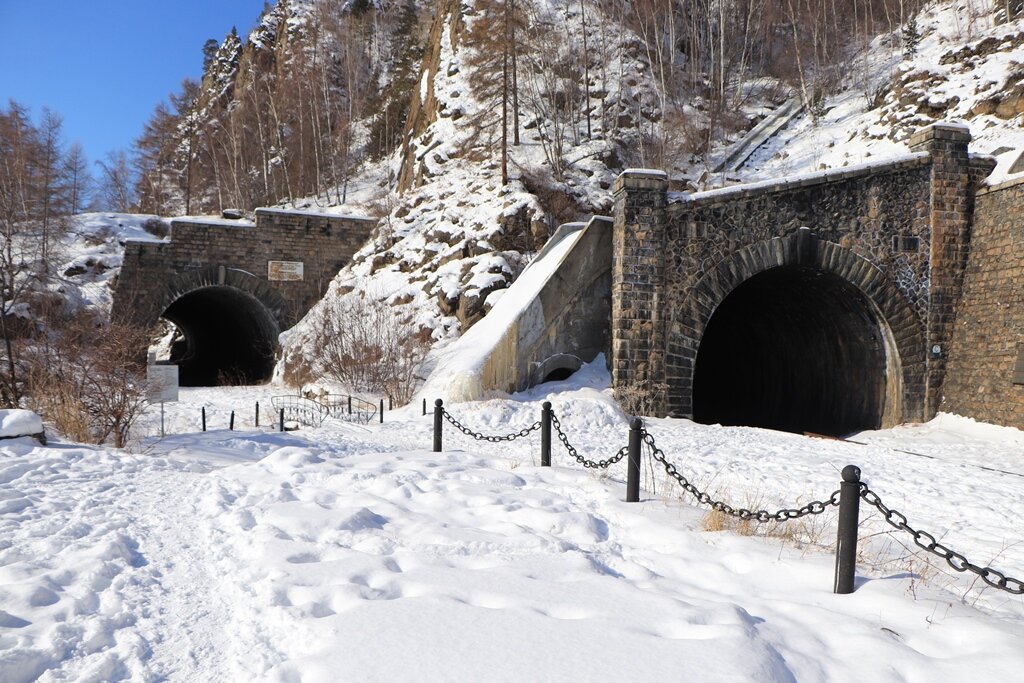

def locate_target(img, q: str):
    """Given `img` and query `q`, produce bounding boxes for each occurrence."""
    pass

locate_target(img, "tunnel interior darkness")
[692,265,892,437]
[161,286,280,386]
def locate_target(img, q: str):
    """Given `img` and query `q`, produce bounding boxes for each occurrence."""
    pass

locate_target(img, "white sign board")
[147,364,179,403]
[268,260,304,281]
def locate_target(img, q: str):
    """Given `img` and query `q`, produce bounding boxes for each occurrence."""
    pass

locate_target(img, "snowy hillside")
[55,213,168,317]
[278,0,1024,390]
[743,1,1024,184]
[2,366,1024,680]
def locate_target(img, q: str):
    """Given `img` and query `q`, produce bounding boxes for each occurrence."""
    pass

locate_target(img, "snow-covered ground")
[3,363,1024,681]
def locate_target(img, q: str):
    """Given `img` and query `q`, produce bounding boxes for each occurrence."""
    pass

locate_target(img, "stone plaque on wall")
[1014,345,1024,386]
[268,260,304,281]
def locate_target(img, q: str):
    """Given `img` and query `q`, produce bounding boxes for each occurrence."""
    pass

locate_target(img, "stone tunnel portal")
[161,286,281,386]
[692,265,897,437]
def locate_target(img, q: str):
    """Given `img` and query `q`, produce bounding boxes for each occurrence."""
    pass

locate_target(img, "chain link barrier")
[642,430,842,523]
[550,413,629,469]
[437,399,1024,595]
[441,408,541,443]
[860,486,1024,595]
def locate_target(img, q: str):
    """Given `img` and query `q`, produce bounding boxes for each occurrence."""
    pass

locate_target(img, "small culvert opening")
[692,265,893,437]
[533,354,583,387]
[543,367,576,383]
[161,285,280,386]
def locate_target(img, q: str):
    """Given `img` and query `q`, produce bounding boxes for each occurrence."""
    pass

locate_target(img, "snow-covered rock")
[0,409,44,440]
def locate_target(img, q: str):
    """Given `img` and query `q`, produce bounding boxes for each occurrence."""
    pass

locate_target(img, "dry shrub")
[699,490,834,548]
[702,509,728,532]
[615,380,668,418]
[27,315,150,447]
[311,293,428,405]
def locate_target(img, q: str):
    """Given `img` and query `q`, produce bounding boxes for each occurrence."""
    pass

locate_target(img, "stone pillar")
[611,170,669,414]
[908,123,983,418]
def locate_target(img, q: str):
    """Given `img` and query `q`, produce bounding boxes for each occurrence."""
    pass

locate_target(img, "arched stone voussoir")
[160,266,289,329]
[677,229,927,426]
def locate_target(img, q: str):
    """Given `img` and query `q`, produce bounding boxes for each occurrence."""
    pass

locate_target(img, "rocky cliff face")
[398,0,465,192]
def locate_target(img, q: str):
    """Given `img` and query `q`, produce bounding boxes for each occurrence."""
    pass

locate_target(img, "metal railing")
[271,395,327,428]
[321,395,378,424]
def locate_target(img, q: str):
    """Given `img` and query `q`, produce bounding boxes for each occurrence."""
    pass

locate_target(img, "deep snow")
[2,362,1023,682]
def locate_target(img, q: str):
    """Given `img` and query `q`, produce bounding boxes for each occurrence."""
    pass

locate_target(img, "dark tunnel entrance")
[692,265,894,437]
[161,286,280,386]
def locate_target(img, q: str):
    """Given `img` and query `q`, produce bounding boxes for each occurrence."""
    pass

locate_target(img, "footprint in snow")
[28,585,60,607]
[309,601,335,618]
[286,552,320,564]
[0,609,30,628]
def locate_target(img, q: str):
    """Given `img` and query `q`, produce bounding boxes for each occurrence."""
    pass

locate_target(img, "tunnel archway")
[692,265,897,436]
[161,285,281,386]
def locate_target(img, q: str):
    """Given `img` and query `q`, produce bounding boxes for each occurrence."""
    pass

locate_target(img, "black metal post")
[422,398,427,416]
[201,407,206,432]
[379,398,384,424]
[255,401,260,427]
[834,464,862,594]
[433,399,443,452]
[279,407,285,432]
[229,411,235,431]
[541,401,552,466]
[626,417,642,502]
[348,395,352,415]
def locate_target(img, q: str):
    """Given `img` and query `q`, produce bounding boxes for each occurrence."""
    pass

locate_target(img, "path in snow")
[0,437,302,681]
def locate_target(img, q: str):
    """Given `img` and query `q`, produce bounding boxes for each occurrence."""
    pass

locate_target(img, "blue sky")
[0,0,267,165]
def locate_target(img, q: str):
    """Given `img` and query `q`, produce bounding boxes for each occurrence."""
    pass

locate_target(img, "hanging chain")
[441,408,541,442]
[439,403,1024,594]
[642,430,841,523]
[860,486,1024,595]
[549,412,629,469]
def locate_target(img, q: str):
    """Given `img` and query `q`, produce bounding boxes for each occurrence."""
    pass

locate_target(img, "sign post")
[147,364,179,439]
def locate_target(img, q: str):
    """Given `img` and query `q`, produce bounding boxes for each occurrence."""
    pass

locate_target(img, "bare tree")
[0,101,74,405]
[95,150,137,212]
[62,142,92,215]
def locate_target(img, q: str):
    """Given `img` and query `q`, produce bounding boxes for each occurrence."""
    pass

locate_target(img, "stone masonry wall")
[113,209,375,329]
[611,123,991,423]
[611,171,668,406]
[942,177,1024,427]
[908,123,997,417]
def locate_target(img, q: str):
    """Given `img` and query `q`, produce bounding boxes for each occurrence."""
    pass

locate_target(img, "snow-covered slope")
[742,1,1024,185]
[56,213,168,317]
